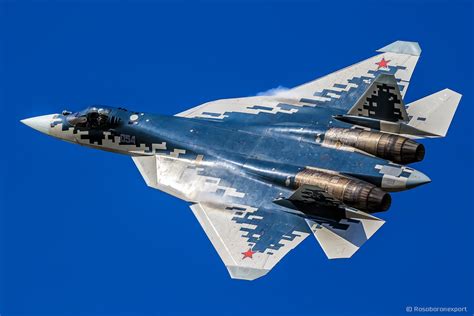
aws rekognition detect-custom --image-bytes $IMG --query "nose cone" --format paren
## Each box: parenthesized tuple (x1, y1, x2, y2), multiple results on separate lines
(406, 170, 432, 189)
(21, 114, 57, 135)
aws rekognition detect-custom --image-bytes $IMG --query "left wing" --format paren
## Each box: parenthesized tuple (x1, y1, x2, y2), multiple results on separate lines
(175, 40, 421, 124)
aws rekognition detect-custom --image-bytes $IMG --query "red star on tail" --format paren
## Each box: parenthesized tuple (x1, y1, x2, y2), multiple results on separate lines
(375, 57, 391, 69)
(241, 249, 255, 259)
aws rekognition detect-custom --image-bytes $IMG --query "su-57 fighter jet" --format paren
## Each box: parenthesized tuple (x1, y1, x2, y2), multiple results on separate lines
(22, 41, 461, 280)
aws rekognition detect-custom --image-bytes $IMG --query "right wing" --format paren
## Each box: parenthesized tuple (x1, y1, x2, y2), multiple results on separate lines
(190, 203, 310, 280)
(132, 155, 386, 279)
(132, 154, 312, 280)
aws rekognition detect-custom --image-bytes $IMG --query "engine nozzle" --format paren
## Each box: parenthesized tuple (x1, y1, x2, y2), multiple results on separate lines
(294, 169, 391, 213)
(322, 128, 425, 164)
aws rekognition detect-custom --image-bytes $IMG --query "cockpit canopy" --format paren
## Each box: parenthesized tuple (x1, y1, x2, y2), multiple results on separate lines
(66, 107, 116, 129)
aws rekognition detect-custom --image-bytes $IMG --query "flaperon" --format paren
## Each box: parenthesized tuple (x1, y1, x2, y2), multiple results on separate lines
(22, 40, 461, 280)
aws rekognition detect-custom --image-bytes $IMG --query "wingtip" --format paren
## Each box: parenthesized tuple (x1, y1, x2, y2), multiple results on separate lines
(226, 266, 270, 281)
(441, 88, 463, 98)
(377, 40, 422, 56)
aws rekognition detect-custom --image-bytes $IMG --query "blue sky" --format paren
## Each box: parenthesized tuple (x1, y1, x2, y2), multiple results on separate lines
(1, 1, 473, 315)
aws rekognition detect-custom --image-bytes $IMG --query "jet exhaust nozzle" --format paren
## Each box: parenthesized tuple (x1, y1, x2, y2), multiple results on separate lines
(322, 128, 425, 164)
(294, 169, 391, 213)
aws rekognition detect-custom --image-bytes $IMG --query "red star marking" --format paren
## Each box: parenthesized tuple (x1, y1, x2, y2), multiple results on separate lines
(241, 249, 255, 259)
(375, 58, 391, 69)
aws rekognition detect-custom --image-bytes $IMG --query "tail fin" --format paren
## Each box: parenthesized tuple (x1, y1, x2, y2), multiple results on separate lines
(406, 89, 462, 137)
(306, 209, 385, 259)
(348, 74, 409, 122)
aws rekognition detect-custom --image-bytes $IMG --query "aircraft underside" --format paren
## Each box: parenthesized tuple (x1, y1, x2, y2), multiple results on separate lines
(22, 40, 461, 280)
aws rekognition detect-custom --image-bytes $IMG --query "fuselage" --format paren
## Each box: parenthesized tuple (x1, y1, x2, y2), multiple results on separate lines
(21, 105, 430, 193)
(18, 39, 460, 281)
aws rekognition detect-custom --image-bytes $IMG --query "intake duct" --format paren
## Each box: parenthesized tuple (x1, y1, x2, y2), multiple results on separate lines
(322, 128, 425, 164)
(294, 169, 391, 213)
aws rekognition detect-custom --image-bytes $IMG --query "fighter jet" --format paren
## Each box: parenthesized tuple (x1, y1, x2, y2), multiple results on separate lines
(22, 41, 461, 280)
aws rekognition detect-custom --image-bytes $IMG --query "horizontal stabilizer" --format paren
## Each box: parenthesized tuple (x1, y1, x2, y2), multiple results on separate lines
(406, 89, 462, 137)
(306, 209, 385, 259)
